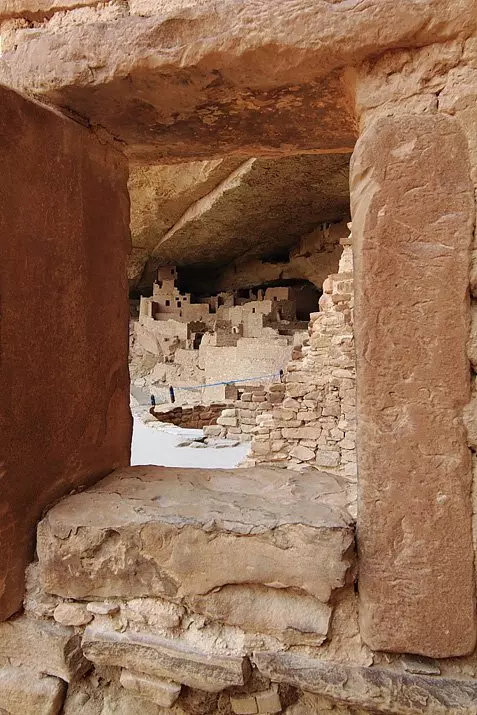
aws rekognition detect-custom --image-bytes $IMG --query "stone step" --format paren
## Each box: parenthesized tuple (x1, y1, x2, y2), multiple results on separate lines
(37, 465, 354, 607)
(35, 466, 354, 655)
(33, 465, 355, 693)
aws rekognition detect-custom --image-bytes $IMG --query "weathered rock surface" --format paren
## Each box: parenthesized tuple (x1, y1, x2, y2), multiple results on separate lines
(147, 155, 350, 269)
(195, 222, 345, 295)
(119, 669, 181, 707)
(254, 652, 477, 715)
(0, 84, 131, 622)
(1, 1, 476, 161)
(0, 0, 98, 18)
(53, 602, 93, 627)
(37, 466, 354, 606)
(351, 113, 475, 657)
(82, 623, 249, 692)
(0, 614, 90, 682)
(0, 666, 65, 715)
(188, 584, 332, 646)
(129, 157, 243, 283)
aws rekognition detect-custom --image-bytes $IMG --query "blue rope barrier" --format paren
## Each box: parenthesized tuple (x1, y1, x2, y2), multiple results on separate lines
(135, 369, 285, 407)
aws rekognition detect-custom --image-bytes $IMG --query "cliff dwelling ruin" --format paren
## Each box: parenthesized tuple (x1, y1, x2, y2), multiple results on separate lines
(2, 2, 477, 714)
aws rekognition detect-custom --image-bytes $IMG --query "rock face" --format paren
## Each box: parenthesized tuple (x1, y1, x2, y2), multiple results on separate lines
(0, 666, 65, 715)
(199, 222, 344, 295)
(129, 155, 348, 290)
(36, 466, 354, 608)
(254, 652, 477, 715)
(0, 614, 90, 682)
(1, 1, 475, 162)
(82, 625, 249, 692)
(147, 155, 350, 270)
(351, 114, 476, 657)
(0, 84, 131, 622)
(129, 158, 243, 284)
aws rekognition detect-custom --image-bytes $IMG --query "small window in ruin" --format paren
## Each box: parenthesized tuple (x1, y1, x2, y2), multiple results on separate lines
(166, 300, 170, 306)
(252, 308, 255, 313)
(274, 296, 277, 301)
(177, 301, 182, 307)
(171, 269, 174, 275)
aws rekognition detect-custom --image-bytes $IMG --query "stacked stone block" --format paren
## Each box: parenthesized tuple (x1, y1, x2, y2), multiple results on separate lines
(236, 236, 356, 481)
(204, 385, 284, 442)
(151, 403, 231, 429)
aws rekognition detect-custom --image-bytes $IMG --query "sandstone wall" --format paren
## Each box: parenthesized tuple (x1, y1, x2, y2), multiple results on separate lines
(209, 238, 356, 512)
(150, 403, 230, 429)
(205, 384, 282, 443)
(353, 37, 477, 657)
(0, 85, 132, 621)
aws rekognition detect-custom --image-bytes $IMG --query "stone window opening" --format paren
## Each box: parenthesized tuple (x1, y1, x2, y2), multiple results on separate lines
(3, 21, 477, 711)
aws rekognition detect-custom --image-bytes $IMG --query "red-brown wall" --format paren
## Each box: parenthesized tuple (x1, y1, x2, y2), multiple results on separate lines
(0, 86, 132, 620)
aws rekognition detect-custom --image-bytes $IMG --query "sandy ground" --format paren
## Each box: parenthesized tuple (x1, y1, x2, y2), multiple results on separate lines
(130, 401, 249, 468)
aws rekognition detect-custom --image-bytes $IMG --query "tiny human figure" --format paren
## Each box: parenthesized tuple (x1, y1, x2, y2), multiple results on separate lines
(150, 394, 156, 407)
(169, 386, 176, 404)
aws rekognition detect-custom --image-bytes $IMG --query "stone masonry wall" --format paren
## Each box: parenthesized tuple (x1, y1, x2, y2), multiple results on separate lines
(6, 465, 477, 714)
(205, 384, 285, 442)
(150, 402, 231, 429)
(0, 85, 131, 623)
(207, 235, 356, 501)
(354, 38, 477, 658)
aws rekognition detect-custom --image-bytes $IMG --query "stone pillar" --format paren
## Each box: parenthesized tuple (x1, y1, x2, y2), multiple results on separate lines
(351, 113, 476, 657)
(0, 86, 132, 620)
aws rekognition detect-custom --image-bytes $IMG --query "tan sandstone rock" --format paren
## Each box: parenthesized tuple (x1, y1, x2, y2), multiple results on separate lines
(119, 669, 181, 707)
(53, 603, 93, 627)
(0, 1, 475, 163)
(36, 466, 354, 606)
(351, 113, 475, 657)
(0, 614, 90, 682)
(254, 652, 477, 715)
(82, 623, 249, 692)
(188, 584, 332, 646)
(0, 666, 65, 715)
